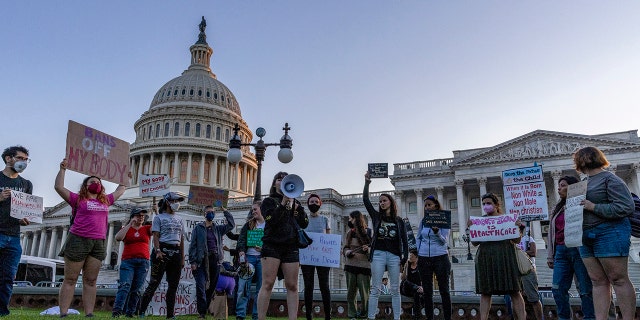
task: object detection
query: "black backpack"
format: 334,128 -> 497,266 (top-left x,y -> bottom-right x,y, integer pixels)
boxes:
630,193 -> 640,238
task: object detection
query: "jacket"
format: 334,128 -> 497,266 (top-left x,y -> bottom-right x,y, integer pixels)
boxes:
188,210 -> 235,266
342,228 -> 372,270
546,204 -> 562,266
416,218 -> 450,257
237,220 -> 263,254
261,192 -> 308,247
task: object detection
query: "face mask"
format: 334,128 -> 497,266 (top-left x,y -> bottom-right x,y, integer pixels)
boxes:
87,182 -> 102,194
12,160 -> 28,173
482,204 -> 494,214
170,202 -> 181,212
347,221 -> 354,229
205,212 -> 215,221
308,204 -> 321,213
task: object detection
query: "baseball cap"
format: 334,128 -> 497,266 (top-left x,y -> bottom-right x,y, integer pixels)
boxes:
163,192 -> 185,202
130,207 -> 148,219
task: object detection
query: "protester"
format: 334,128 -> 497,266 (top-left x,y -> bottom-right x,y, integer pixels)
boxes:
517,224 -> 543,320
256,172 -> 308,320
301,193 -> 332,320
189,205 -> 235,319
416,195 -> 451,320
236,201 -> 265,320
0,146 -> 32,317
137,192 -> 186,318
401,250 -> 423,320
574,146 -> 636,320
363,171 -> 408,320
547,175 -> 595,320
471,193 -> 526,320
342,210 -> 371,320
112,207 -> 152,318
55,158 -> 128,317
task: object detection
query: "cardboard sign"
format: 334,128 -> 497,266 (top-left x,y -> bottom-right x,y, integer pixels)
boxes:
65,120 -> 130,185
469,213 -> 520,242
403,218 -> 417,251
422,210 -> 451,228
368,163 -> 388,178
299,233 -> 341,268
564,180 -> 587,247
9,190 -> 43,224
247,229 -> 264,247
188,186 -> 229,208
502,165 -> 549,221
139,174 -> 170,197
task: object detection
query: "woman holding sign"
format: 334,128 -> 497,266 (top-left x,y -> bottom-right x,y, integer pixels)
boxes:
417,195 -> 451,320
55,158 -> 128,318
363,171 -> 408,320
573,146 -> 636,320
471,193 -> 526,320
236,201 -> 265,320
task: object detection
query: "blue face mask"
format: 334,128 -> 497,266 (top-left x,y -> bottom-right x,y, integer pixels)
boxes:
205,212 -> 215,221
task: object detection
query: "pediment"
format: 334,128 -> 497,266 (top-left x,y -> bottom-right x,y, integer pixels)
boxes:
452,130 -> 640,167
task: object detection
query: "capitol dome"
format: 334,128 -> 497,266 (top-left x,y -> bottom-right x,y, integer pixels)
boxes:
129,17 -> 257,199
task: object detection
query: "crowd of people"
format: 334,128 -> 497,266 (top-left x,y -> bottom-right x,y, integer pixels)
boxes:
0,145 -> 638,320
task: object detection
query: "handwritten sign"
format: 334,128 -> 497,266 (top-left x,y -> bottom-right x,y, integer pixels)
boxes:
188,186 -> 229,208
469,213 -> 520,242
502,165 -> 549,221
403,218 -> 417,251
247,229 -> 264,247
299,233 -> 341,268
9,190 -> 43,224
368,163 -> 388,178
564,180 -> 587,247
65,120 -> 130,185
139,174 -> 170,197
422,210 -> 451,228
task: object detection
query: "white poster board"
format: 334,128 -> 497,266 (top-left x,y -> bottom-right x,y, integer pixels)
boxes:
299,232 -> 341,268
469,213 -> 520,242
564,181 -> 587,248
139,174 -> 171,197
9,190 -> 43,224
502,165 -> 549,221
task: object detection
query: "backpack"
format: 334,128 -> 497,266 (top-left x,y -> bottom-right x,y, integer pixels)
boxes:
630,193 -> 640,238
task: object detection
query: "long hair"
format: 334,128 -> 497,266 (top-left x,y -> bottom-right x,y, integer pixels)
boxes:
348,210 -> 371,246
79,176 -> 109,205
379,193 -> 398,219
553,175 -> 580,215
249,200 -> 262,230
268,171 -> 288,197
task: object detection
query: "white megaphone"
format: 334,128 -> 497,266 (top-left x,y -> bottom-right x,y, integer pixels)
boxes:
280,174 -> 304,198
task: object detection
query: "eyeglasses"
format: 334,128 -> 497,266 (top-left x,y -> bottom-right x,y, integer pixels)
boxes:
13,156 -> 31,163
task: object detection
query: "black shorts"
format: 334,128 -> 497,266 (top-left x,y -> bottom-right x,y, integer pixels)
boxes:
261,244 -> 299,263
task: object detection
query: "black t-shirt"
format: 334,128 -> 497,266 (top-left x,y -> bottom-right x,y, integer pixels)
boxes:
0,172 -> 33,236
376,216 -> 401,257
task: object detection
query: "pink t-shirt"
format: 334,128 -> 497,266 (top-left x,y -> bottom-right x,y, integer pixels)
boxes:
68,192 -> 115,240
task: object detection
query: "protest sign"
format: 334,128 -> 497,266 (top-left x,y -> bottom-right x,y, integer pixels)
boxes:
422,210 -> 451,228
368,163 -> 388,178
299,233 -> 341,268
188,186 -> 229,208
247,229 -> 264,247
502,165 -> 549,221
403,218 -> 417,251
65,120 -> 130,185
139,174 -> 170,197
564,180 -> 587,247
9,190 -> 43,224
469,213 -> 520,242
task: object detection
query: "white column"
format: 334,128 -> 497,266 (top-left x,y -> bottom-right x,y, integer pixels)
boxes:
117,242 -> 125,268
633,163 -> 640,195
104,222 -> 115,265
37,228 -> 47,257
60,226 -> 69,250
212,156 -> 218,186
130,157 -> 135,184
20,233 -> 27,252
137,155 -> 144,182
455,179 -> 466,239
199,153 -> 206,185
435,186 -> 445,209
161,152 -> 167,175
149,153 -> 155,174
477,177 -> 487,197
186,152 -> 193,184
225,160 -> 230,188
235,163 -> 240,190
47,227 -> 59,259
394,191 -> 405,217
173,152 -> 179,180
551,170 -> 562,206
415,189 -> 423,215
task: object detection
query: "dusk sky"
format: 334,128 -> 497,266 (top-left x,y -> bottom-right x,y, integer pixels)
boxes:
3,1 -> 640,207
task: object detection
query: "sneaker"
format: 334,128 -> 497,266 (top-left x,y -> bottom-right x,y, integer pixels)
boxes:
112,311 -> 122,318
86,314 -> 95,318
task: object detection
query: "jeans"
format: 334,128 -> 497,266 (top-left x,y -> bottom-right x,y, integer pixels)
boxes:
418,254 -> 452,320
0,234 -> 21,316
302,264 -> 331,320
236,255 -> 262,319
194,254 -> 220,317
553,244 -> 595,320
346,271 -> 370,318
113,258 -> 150,316
138,245 -> 183,318
368,250 -> 401,320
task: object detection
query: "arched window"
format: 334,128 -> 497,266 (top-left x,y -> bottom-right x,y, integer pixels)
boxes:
195,123 -> 201,137
164,123 -> 169,137
174,122 -> 180,136
148,125 -> 152,139
155,124 -> 160,138
215,127 -> 221,140
206,125 -> 212,139
142,127 -> 146,140
179,160 -> 187,183
225,129 -> 230,142
185,122 -> 191,136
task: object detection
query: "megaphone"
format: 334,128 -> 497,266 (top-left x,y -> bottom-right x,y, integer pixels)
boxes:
280,174 -> 304,198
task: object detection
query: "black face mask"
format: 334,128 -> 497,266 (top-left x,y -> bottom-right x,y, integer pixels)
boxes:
348,221 -> 354,229
308,204 -> 321,213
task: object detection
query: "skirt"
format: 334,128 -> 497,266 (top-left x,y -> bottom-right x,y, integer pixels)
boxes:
475,239 -> 521,295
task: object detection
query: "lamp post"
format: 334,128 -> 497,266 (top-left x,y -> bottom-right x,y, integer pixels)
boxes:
462,228 -> 473,260
227,123 -> 293,201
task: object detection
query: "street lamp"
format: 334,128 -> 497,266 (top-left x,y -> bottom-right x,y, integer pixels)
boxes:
462,228 -> 473,260
227,123 -> 294,201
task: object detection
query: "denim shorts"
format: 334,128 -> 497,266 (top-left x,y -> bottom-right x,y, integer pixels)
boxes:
579,218 -> 630,258
261,244 -> 299,263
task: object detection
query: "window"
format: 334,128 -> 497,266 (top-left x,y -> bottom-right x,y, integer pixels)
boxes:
195,123 -> 201,137
164,123 -> 169,137
214,93 -> 218,99
155,124 -> 160,138
174,89 -> 178,96
185,122 -> 190,136
167,88 -> 171,96
198,89 -> 202,96
206,90 -> 210,98
174,122 -> 180,136
148,125 -> 152,139
189,89 -> 194,96
224,129 -> 229,142
215,127 -> 221,140
181,89 -> 186,95
142,127 -> 146,140
169,160 -> 174,179
191,161 -> 199,182
449,199 -> 458,209
408,202 -> 417,214
204,161 -> 210,184
206,125 -> 211,139
179,160 -> 187,183
471,197 -> 481,207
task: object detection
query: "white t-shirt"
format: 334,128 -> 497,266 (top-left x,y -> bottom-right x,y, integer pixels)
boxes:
518,234 -> 536,264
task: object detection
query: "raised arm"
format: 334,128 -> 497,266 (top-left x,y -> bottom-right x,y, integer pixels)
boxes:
111,171 -> 132,201
363,172 -> 379,220
54,159 -> 71,203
